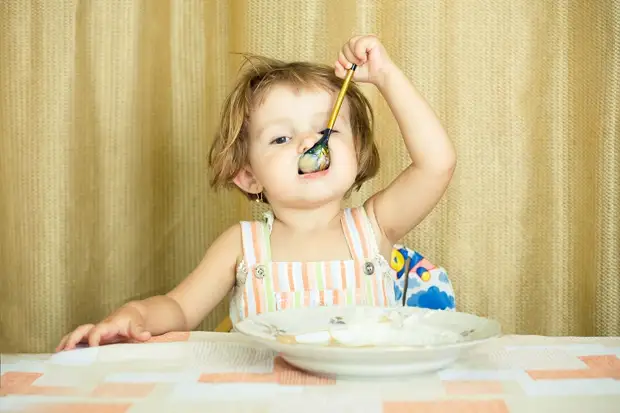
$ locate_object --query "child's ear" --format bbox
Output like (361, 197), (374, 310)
(233, 166), (263, 195)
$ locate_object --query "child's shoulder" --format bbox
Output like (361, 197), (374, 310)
(208, 223), (244, 260)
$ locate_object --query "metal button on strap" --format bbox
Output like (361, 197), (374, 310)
(255, 264), (266, 279)
(363, 261), (375, 276)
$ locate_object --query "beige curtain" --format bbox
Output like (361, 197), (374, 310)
(1, 0), (618, 353)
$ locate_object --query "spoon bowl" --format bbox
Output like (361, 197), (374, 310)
(298, 143), (330, 174)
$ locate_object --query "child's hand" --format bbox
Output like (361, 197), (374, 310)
(335, 35), (395, 87)
(55, 305), (151, 351)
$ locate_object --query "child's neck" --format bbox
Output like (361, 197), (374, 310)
(271, 200), (343, 233)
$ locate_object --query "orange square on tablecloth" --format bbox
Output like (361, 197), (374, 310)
(21, 386), (81, 396)
(91, 383), (156, 398)
(0, 372), (43, 395)
(199, 372), (277, 383)
(579, 355), (620, 370)
(24, 404), (131, 413)
(272, 356), (335, 386)
(443, 380), (505, 395)
(384, 400), (510, 413)
(276, 369), (336, 386)
(527, 368), (615, 380)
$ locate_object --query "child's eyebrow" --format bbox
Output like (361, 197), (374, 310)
(311, 111), (348, 123)
(255, 118), (294, 136)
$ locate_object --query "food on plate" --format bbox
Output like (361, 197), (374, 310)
(274, 310), (465, 347)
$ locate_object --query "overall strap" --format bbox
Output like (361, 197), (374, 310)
(341, 206), (380, 261)
(240, 220), (272, 266)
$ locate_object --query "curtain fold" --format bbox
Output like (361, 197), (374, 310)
(1, 0), (618, 353)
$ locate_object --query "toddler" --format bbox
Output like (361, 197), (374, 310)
(57, 35), (456, 351)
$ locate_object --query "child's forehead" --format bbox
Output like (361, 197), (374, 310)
(247, 83), (351, 134)
(254, 83), (334, 105)
(254, 84), (350, 114)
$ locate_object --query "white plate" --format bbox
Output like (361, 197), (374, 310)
(234, 306), (501, 378)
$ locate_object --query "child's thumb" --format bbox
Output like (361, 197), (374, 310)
(128, 320), (151, 340)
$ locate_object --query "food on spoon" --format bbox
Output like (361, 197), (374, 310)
(298, 146), (330, 174)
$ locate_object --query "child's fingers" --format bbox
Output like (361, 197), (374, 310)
(347, 35), (363, 54)
(88, 323), (118, 347)
(342, 44), (363, 66)
(337, 51), (353, 70)
(334, 61), (347, 78)
(64, 324), (95, 350)
(98, 326), (127, 344)
(353, 35), (377, 63)
(347, 35), (371, 64)
(55, 334), (70, 352)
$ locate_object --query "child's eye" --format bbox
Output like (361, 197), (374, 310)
(271, 136), (290, 145)
(318, 129), (339, 135)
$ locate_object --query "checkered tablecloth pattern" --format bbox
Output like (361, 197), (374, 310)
(2, 332), (620, 412)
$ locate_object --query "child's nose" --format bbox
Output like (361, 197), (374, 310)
(298, 133), (320, 154)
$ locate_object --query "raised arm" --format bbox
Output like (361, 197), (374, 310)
(366, 64), (455, 244)
(336, 35), (456, 246)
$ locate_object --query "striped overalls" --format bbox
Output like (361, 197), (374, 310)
(229, 206), (397, 324)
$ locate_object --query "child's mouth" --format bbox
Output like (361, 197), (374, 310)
(298, 167), (330, 178)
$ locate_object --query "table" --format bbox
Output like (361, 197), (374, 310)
(2, 332), (620, 412)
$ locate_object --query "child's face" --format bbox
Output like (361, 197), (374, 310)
(240, 84), (358, 207)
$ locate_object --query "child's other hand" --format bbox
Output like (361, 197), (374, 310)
(55, 305), (151, 352)
(335, 34), (395, 87)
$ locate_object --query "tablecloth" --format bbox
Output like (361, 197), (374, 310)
(2, 332), (620, 412)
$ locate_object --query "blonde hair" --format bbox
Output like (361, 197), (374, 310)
(208, 55), (380, 201)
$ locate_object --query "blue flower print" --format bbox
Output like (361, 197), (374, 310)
(438, 271), (450, 284)
(406, 286), (455, 310)
(394, 283), (403, 301)
(407, 274), (421, 289)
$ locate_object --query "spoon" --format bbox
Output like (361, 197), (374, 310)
(298, 63), (357, 174)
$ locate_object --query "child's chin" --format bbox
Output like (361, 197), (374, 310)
(282, 191), (345, 207)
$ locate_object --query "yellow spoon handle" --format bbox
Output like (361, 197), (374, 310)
(326, 64), (357, 130)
